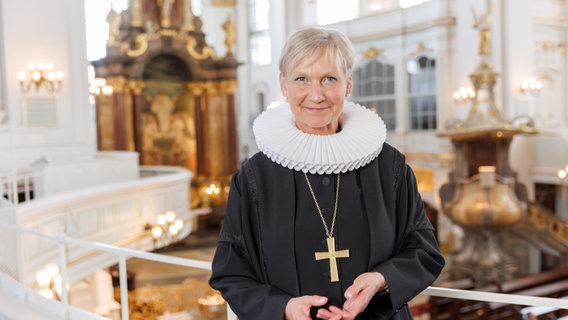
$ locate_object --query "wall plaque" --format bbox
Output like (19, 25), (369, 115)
(25, 97), (57, 127)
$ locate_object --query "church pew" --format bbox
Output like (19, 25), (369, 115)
(498, 267), (568, 294)
(484, 269), (568, 320)
(487, 280), (568, 320)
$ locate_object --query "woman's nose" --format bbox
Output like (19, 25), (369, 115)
(308, 82), (325, 102)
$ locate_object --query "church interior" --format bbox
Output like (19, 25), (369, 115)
(1, 0), (568, 319)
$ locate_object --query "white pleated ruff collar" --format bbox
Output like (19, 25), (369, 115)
(252, 101), (387, 174)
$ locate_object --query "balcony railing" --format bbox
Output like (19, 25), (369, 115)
(1, 219), (568, 320)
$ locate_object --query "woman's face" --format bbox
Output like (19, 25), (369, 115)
(280, 50), (352, 135)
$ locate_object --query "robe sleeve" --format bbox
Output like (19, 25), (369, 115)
(371, 160), (445, 312)
(209, 166), (292, 319)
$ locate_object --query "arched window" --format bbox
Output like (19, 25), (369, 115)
(249, 0), (271, 65)
(407, 55), (436, 130)
(352, 60), (396, 130)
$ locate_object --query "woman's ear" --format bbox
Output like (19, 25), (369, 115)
(346, 77), (353, 97)
(279, 73), (288, 98)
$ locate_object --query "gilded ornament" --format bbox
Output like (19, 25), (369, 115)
(185, 37), (218, 60)
(363, 47), (384, 61)
(122, 33), (155, 58)
(128, 80), (146, 95)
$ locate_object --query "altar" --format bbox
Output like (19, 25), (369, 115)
(91, 0), (240, 227)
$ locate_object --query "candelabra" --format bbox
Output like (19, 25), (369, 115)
(17, 62), (63, 93)
(204, 183), (220, 197)
(520, 77), (542, 94)
(145, 211), (184, 246)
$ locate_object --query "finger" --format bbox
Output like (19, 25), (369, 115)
(286, 296), (328, 319)
(328, 305), (343, 313)
(327, 305), (354, 320)
(310, 295), (328, 307)
(320, 308), (343, 320)
(345, 278), (370, 300)
(316, 308), (336, 319)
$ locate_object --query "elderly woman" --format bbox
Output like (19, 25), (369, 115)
(209, 26), (444, 320)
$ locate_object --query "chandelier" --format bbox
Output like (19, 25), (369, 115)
(17, 61), (64, 93)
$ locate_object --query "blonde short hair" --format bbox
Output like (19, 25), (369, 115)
(278, 26), (355, 78)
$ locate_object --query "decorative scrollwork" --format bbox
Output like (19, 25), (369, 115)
(185, 37), (218, 61)
(122, 33), (156, 58)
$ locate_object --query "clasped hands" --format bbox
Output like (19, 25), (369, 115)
(284, 272), (386, 320)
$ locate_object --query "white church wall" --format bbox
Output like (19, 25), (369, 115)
(0, 0), (5, 126)
(0, 0), (97, 172)
(502, 0), (568, 197)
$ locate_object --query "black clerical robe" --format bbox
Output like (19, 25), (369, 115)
(210, 143), (445, 319)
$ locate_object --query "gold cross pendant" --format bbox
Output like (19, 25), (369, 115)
(315, 237), (350, 282)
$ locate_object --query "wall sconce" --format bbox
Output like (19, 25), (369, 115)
(17, 61), (63, 93)
(36, 263), (63, 300)
(558, 165), (568, 182)
(368, 0), (383, 12)
(520, 77), (542, 93)
(452, 86), (476, 103)
(89, 78), (113, 96)
(145, 211), (184, 245)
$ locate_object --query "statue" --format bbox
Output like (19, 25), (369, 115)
(472, 7), (491, 57)
(222, 14), (236, 56)
(106, 5), (121, 46)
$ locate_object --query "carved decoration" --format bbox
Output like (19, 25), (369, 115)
(363, 47), (384, 61)
(185, 37), (218, 60)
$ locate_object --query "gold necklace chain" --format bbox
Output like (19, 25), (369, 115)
(304, 172), (341, 238)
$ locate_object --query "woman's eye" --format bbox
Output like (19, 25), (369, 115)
(323, 76), (338, 84)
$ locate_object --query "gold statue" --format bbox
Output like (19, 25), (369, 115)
(222, 14), (236, 56)
(472, 7), (491, 57)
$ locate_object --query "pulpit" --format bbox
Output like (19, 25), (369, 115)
(438, 7), (538, 285)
